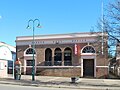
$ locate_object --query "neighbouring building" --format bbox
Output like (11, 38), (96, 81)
(16, 32), (108, 78)
(0, 42), (16, 77)
(113, 42), (120, 77)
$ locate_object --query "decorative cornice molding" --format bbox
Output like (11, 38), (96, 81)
(16, 38), (96, 46)
(16, 32), (107, 46)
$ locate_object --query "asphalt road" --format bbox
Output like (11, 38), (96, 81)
(0, 84), (89, 90)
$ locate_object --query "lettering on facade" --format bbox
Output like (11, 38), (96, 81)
(17, 39), (95, 46)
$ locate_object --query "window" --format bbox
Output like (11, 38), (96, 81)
(0, 62), (4, 70)
(26, 48), (36, 54)
(54, 48), (62, 66)
(12, 52), (16, 61)
(45, 48), (52, 66)
(64, 47), (72, 66)
(26, 60), (34, 66)
(82, 46), (95, 53)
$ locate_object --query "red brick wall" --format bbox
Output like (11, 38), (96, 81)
(17, 42), (108, 78)
(96, 67), (108, 78)
(36, 67), (81, 77)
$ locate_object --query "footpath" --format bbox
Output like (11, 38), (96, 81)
(0, 75), (120, 90)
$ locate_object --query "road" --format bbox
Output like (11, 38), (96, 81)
(0, 84), (89, 90)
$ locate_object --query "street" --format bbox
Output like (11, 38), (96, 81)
(0, 75), (120, 90)
(0, 84), (89, 90)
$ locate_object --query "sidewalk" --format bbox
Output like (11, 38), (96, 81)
(0, 75), (120, 90)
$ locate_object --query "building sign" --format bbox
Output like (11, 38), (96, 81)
(74, 44), (78, 55)
(0, 46), (12, 60)
(74, 44), (81, 56)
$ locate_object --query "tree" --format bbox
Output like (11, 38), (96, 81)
(107, 0), (120, 41)
(95, 0), (120, 57)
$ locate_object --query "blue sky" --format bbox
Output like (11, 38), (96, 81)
(0, 0), (113, 46)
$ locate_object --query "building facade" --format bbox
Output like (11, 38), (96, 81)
(0, 42), (16, 77)
(16, 32), (108, 78)
(112, 42), (120, 77)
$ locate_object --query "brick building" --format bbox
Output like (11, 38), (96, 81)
(16, 32), (108, 78)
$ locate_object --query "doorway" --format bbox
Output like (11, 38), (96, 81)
(83, 59), (94, 77)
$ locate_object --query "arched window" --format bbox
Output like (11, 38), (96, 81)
(45, 48), (52, 66)
(64, 47), (72, 66)
(54, 48), (62, 66)
(82, 46), (95, 53)
(24, 47), (36, 75)
(26, 48), (36, 54)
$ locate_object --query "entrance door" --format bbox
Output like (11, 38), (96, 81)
(83, 59), (94, 77)
(26, 60), (34, 75)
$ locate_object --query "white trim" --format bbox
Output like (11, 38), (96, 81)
(81, 53), (96, 56)
(16, 32), (108, 41)
(23, 56), (37, 74)
(81, 58), (83, 77)
(81, 55), (96, 77)
(23, 46), (37, 74)
(24, 58), (26, 74)
(81, 55), (96, 59)
(16, 38), (97, 46)
(81, 45), (96, 54)
(21, 66), (81, 68)
(35, 66), (81, 68)
(16, 32), (108, 46)
(24, 47), (37, 56)
(96, 66), (108, 68)
(81, 45), (96, 77)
